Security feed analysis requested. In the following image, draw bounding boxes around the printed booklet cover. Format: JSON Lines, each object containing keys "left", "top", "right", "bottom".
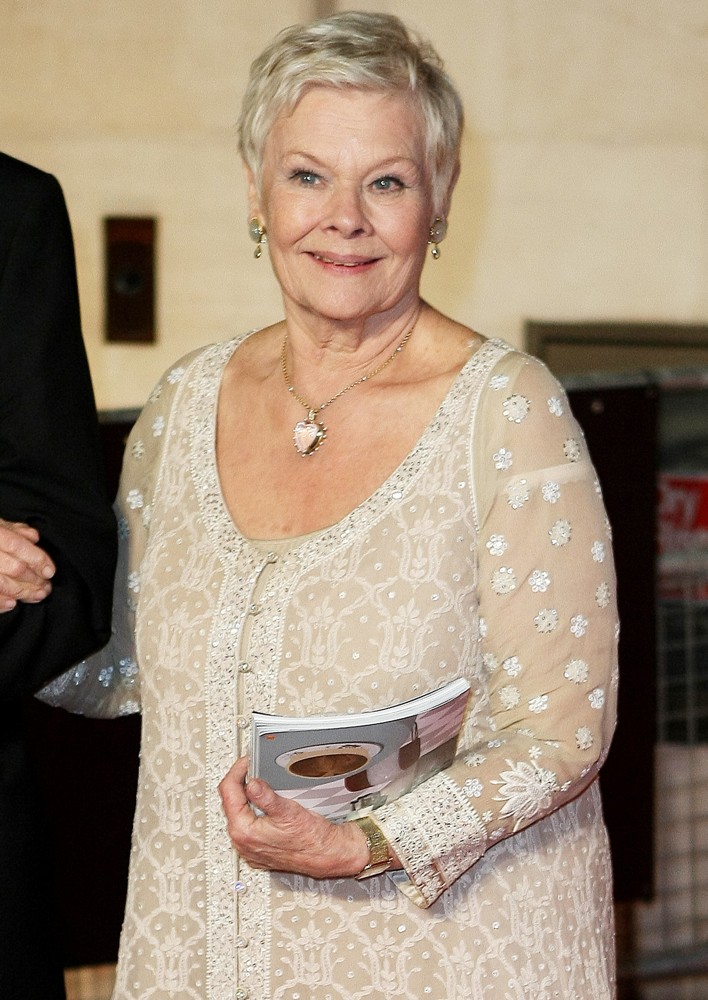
{"left": 250, "top": 677, "right": 471, "bottom": 820}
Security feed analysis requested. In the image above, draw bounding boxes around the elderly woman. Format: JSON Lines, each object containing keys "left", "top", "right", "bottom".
{"left": 41, "top": 11, "right": 618, "bottom": 1000}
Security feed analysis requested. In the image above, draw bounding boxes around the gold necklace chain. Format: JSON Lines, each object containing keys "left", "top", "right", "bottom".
{"left": 281, "top": 324, "right": 415, "bottom": 414}
{"left": 281, "top": 319, "right": 417, "bottom": 456}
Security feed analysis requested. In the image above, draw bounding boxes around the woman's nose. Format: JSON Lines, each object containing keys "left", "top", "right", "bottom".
{"left": 323, "top": 185, "right": 372, "bottom": 238}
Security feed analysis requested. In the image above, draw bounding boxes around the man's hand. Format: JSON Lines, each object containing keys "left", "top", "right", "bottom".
{"left": 0, "top": 518, "right": 55, "bottom": 611}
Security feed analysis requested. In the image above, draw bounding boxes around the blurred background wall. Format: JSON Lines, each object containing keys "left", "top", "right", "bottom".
{"left": 2, "top": 0, "right": 705, "bottom": 410}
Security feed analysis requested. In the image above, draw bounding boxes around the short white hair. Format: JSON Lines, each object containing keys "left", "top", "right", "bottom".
{"left": 238, "top": 11, "right": 464, "bottom": 216}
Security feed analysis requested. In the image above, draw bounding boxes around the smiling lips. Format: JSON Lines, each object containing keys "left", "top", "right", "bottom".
{"left": 310, "top": 252, "right": 379, "bottom": 269}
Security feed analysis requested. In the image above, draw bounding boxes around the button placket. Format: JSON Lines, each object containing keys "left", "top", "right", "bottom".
{"left": 233, "top": 549, "right": 280, "bottom": 997}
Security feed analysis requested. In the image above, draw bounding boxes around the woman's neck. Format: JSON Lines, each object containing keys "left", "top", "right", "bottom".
{"left": 280, "top": 298, "right": 426, "bottom": 385}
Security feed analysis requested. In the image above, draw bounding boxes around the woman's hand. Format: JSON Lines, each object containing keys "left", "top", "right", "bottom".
{"left": 218, "top": 756, "right": 371, "bottom": 879}
{"left": 0, "top": 518, "right": 55, "bottom": 611}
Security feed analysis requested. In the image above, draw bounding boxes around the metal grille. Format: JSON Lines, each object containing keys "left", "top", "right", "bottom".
{"left": 658, "top": 592, "right": 708, "bottom": 743}
{"left": 628, "top": 586, "right": 708, "bottom": 998}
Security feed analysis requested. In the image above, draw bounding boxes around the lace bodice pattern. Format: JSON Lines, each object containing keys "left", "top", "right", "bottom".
{"left": 40, "top": 333, "right": 618, "bottom": 999}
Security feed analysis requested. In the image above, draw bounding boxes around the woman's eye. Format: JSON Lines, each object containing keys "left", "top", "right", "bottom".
{"left": 372, "top": 176, "right": 404, "bottom": 192}
{"left": 292, "top": 170, "right": 320, "bottom": 186}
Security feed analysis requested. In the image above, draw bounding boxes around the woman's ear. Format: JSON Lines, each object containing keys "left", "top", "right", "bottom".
{"left": 440, "top": 160, "right": 461, "bottom": 219}
{"left": 243, "top": 163, "right": 262, "bottom": 221}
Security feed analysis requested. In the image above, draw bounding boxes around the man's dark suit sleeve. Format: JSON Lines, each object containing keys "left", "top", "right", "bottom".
{"left": 0, "top": 165, "right": 117, "bottom": 703}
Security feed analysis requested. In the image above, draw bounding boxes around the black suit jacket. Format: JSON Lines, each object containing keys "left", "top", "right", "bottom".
{"left": 0, "top": 153, "right": 117, "bottom": 1000}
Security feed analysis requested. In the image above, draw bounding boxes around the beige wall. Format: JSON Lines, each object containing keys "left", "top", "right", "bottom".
{"left": 2, "top": 0, "right": 706, "bottom": 410}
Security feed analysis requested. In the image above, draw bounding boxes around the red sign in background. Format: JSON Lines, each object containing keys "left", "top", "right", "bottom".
{"left": 658, "top": 473, "right": 708, "bottom": 598}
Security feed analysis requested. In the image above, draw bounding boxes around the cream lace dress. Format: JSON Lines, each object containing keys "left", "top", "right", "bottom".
{"left": 40, "top": 333, "right": 618, "bottom": 1000}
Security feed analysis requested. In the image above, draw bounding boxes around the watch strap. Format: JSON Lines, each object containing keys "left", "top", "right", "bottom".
{"left": 352, "top": 816, "right": 392, "bottom": 880}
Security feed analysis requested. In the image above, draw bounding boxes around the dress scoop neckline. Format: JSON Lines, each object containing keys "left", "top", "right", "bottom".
{"left": 199, "top": 331, "right": 504, "bottom": 552}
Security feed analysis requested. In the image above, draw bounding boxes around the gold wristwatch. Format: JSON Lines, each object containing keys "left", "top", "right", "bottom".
{"left": 352, "top": 816, "right": 393, "bottom": 880}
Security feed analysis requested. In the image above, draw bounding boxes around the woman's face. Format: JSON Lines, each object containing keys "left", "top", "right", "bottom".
{"left": 247, "top": 86, "right": 435, "bottom": 328}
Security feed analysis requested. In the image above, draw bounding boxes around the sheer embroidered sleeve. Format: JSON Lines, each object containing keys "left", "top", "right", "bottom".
{"left": 36, "top": 362, "right": 190, "bottom": 717}
{"left": 375, "top": 350, "right": 619, "bottom": 907}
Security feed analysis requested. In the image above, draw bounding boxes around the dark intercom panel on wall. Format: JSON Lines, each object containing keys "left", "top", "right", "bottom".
{"left": 104, "top": 216, "right": 156, "bottom": 343}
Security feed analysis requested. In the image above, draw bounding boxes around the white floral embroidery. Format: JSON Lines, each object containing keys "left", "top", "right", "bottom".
{"left": 463, "top": 777, "right": 484, "bottom": 798}
{"left": 127, "top": 571, "right": 140, "bottom": 594}
{"left": 542, "top": 481, "right": 561, "bottom": 503}
{"left": 499, "top": 686, "right": 520, "bottom": 709}
{"left": 570, "top": 614, "right": 588, "bottom": 637}
{"left": 166, "top": 366, "right": 186, "bottom": 384}
{"left": 564, "top": 659, "right": 589, "bottom": 684}
{"left": 478, "top": 617, "right": 488, "bottom": 639}
{"left": 486, "top": 534, "right": 508, "bottom": 556}
{"left": 494, "top": 760, "right": 559, "bottom": 828}
{"left": 564, "top": 438, "right": 582, "bottom": 462}
{"left": 502, "top": 656, "right": 522, "bottom": 677}
{"left": 591, "top": 541, "right": 606, "bottom": 562}
{"left": 126, "top": 489, "right": 144, "bottom": 510}
{"left": 489, "top": 374, "right": 510, "bottom": 390}
{"left": 482, "top": 653, "right": 498, "bottom": 673}
{"left": 548, "top": 396, "right": 564, "bottom": 416}
{"left": 131, "top": 439, "right": 145, "bottom": 460}
{"left": 506, "top": 479, "right": 530, "bottom": 509}
{"left": 529, "top": 694, "right": 549, "bottom": 714}
{"left": 576, "top": 727, "right": 593, "bottom": 750}
{"left": 528, "top": 745, "right": 543, "bottom": 760}
{"left": 503, "top": 394, "right": 531, "bottom": 423}
{"left": 492, "top": 566, "right": 517, "bottom": 595}
{"left": 534, "top": 608, "right": 559, "bottom": 633}
{"left": 549, "top": 519, "right": 571, "bottom": 546}
{"left": 596, "top": 582, "right": 611, "bottom": 608}
{"left": 528, "top": 570, "right": 550, "bottom": 593}
{"left": 464, "top": 752, "right": 486, "bottom": 767}
{"left": 98, "top": 665, "right": 114, "bottom": 688}
{"left": 589, "top": 687, "right": 605, "bottom": 709}
{"left": 118, "top": 700, "right": 140, "bottom": 716}
{"left": 119, "top": 658, "right": 138, "bottom": 680}
{"left": 152, "top": 415, "right": 165, "bottom": 437}
{"left": 493, "top": 448, "right": 513, "bottom": 471}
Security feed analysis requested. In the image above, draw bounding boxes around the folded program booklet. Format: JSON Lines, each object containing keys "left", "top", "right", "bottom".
{"left": 250, "top": 677, "right": 471, "bottom": 821}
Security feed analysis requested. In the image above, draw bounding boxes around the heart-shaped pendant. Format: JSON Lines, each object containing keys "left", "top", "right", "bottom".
{"left": 293, "top": 417, "right": 326, "bottom": 456}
